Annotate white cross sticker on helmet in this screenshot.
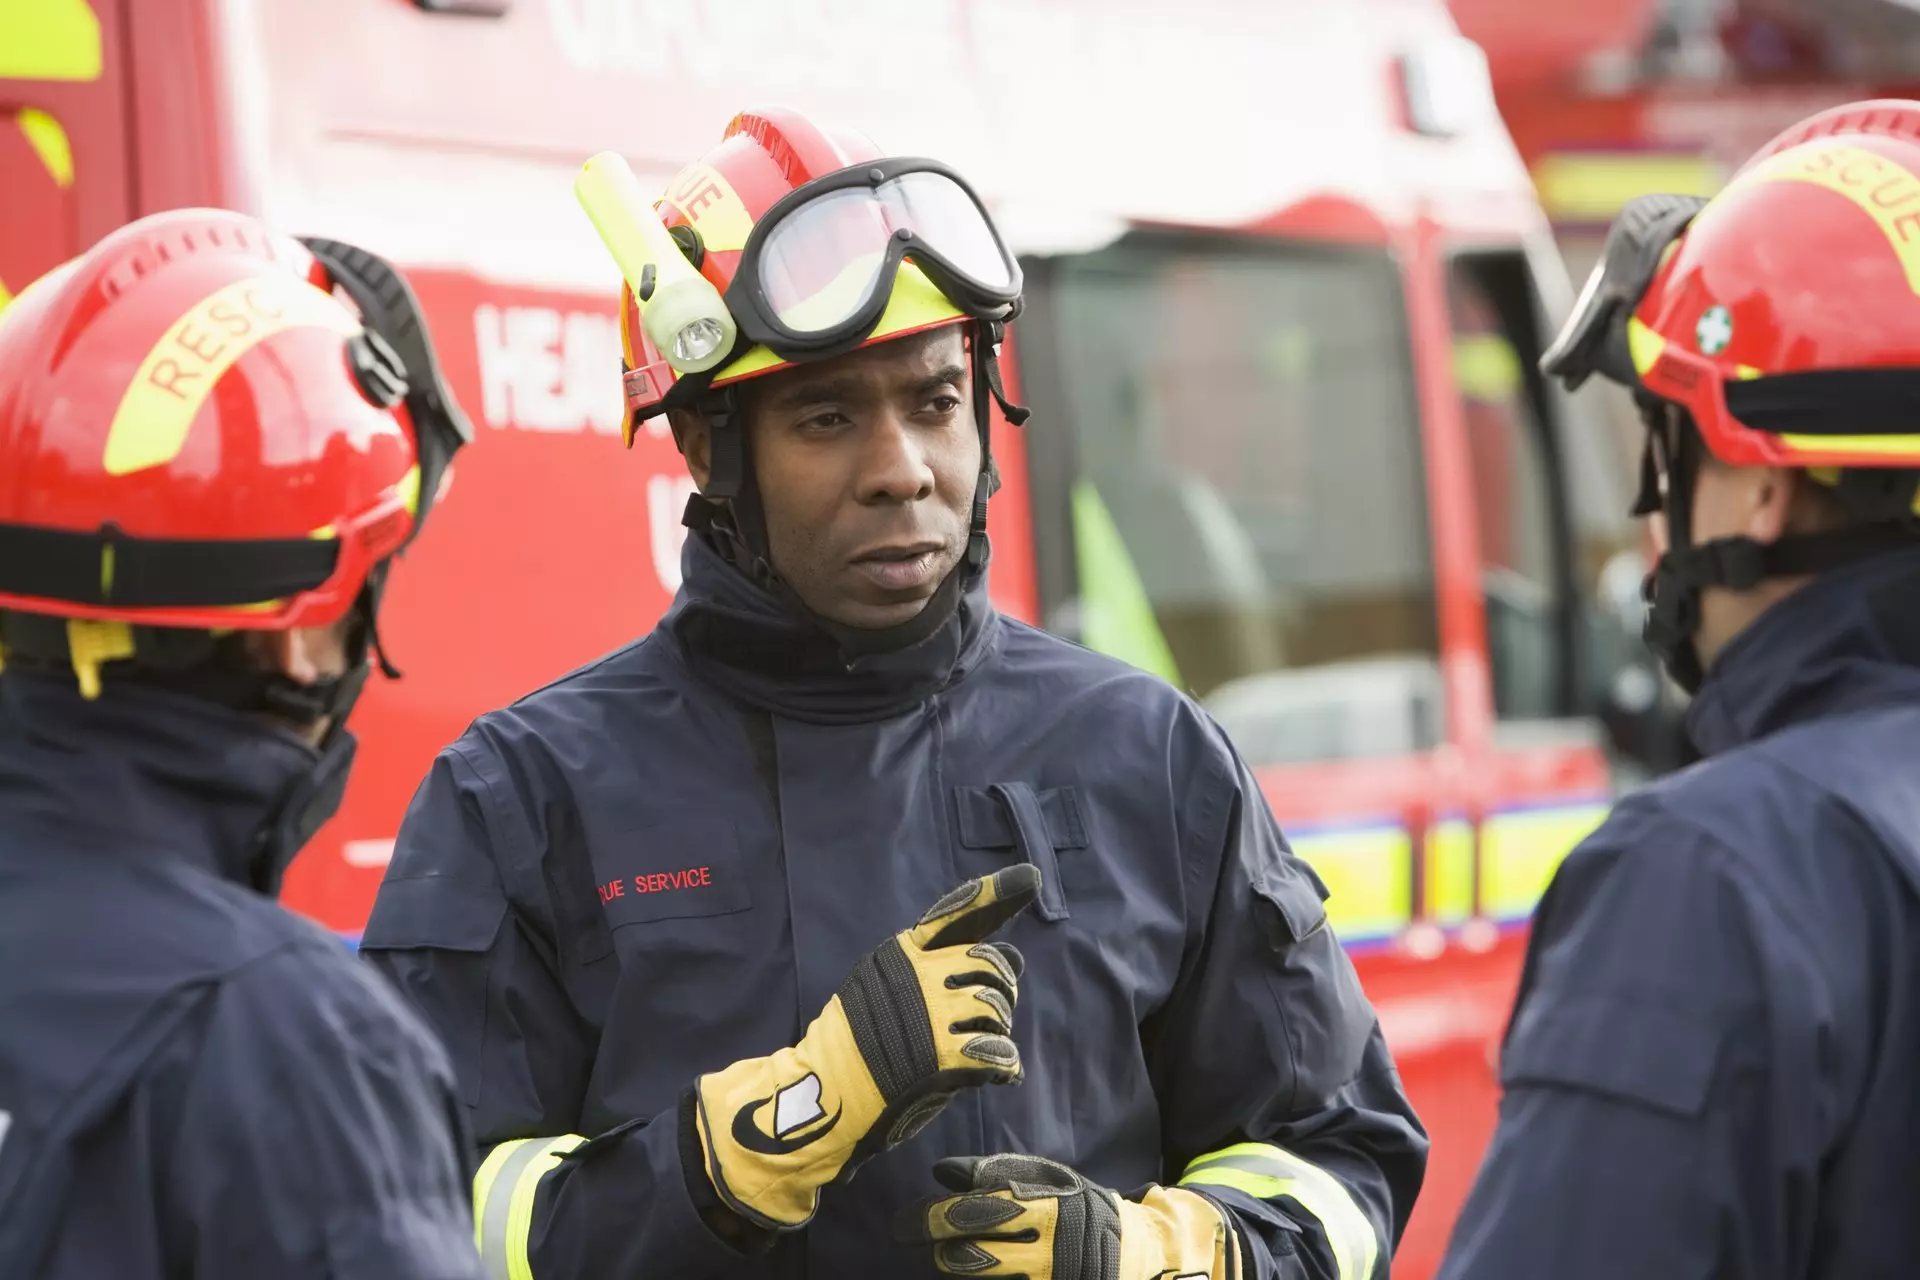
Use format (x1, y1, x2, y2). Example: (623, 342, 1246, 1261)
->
(1696, 304, 1734, 356)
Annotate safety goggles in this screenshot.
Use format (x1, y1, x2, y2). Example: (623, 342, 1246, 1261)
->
(724, 157, 1022, 362)
(1539, 193, 1707, 393)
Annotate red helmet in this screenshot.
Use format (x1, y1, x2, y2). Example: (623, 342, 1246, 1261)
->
(1631, 101, 1920, 480)
(616, 106, 1016, 444)
(0, 208, 469, 690)
(1542, 100, 1920, 688)
(1549, 101, 1920, 495)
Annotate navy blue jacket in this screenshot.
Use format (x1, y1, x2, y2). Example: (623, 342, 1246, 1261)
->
(0, 675, 482, 1279)
(1441, 548, 1920, 1279)
(361, 534, 1428, 1280)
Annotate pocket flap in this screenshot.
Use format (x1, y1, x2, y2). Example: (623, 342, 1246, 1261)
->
(361, 875, 508, 953)
(1501, 994, 1724, 1119)
(953, 786, 1088, 850)
(1250, 856, 1330, 946)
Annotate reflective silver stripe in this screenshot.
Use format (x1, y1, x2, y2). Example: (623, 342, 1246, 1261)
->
(478, 1139, 556, 1280)
(1181, 1142, 1379, 1280)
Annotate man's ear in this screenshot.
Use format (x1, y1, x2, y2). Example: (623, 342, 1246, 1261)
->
(669, 408, 712, 491)
(1745, 464, 1797, 545)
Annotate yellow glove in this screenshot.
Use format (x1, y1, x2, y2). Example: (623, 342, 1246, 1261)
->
(694, 864, 1040, 1231)
(896, 1153, 1243, 1280)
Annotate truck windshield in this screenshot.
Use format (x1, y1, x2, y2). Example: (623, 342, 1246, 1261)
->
(1023, 234, 1440, 765)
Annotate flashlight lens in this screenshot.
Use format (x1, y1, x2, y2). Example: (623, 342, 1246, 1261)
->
(673, 318, 729, 364)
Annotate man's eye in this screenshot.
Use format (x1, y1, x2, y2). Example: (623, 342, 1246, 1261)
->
(799, 412, 849, 433)
(925, 395, 962, 415)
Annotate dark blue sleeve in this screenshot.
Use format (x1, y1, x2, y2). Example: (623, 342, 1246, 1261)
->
(1153, 715, 1429, 1280)
(362, 739, 753, 1279)
(361, 745, 592, 1145)
(1437, 801, 1824, 1280)
(165, 941, 483, 1279)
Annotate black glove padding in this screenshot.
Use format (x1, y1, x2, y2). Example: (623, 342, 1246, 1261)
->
(896, 1152, 1242, 1280)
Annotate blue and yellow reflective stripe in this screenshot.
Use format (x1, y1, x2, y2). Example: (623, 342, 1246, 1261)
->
(1423, 817, 1475, 927)
(1286, 824, 1411, 942)
(1180, 1141, 1378, 1280)
(474, 1134, 585, 1280)
(1479, 801, 1608, 921)
(1287, 800, 1609, 945)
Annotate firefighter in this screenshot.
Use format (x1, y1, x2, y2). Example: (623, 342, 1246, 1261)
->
(0, 209, 483, 1276)
(1440, 100, 1920, 1278)
(359, 107, 1427, 1279)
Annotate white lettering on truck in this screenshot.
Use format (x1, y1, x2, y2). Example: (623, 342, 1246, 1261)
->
(473, 303, 626, 435)
(546, 0, 962, 87)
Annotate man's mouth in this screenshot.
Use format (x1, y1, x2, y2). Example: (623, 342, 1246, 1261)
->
(849, 542, 945, 594)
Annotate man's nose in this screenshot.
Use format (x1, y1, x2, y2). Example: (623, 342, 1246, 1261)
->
(857, 410, 936, 504)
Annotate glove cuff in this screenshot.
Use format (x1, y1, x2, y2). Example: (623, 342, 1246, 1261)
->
(1118, 1185, 1243, 1280)
(676, 1090, 776, 1254)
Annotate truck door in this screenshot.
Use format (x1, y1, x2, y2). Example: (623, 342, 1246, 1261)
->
(1446, 248, 1638, 930)
(0, 0, 133, 310)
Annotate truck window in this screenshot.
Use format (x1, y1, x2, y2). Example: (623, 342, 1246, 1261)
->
(1022, 234, 1441, 767)
(1449, 250, 1640, 733)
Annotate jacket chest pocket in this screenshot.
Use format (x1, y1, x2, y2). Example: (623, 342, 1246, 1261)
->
(951, 784, 1086, 922)
(590, 820, 755, 931)
(562, 818, 759, 969)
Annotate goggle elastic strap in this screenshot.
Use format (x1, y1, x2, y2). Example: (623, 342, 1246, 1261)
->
(1540, 193, 1708, 393)
(966, 321, 1028, 570)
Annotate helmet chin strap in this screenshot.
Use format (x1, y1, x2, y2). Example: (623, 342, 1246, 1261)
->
(248, 666, 366, 897)
(247, 582, 391, 897)
(1638, 403, 1918, 693)
(681, 320, 1027, 664)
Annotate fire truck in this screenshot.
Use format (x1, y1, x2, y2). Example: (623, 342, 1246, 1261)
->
(0, 1, 1669, 1271)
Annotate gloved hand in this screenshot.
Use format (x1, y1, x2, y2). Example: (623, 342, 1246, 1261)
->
(896, 1153, 1243, 1280)
(693, 864, 1040, 1231)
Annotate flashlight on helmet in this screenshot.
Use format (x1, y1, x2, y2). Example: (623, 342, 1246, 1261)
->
(575, 151, 737, 374)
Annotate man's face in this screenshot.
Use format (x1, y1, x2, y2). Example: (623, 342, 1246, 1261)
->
(1646, 448, 1802, 671)
(688, 326, 981, 629)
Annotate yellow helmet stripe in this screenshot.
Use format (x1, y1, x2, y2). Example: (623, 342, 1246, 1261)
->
(104, 274, 361, 476)
(1719, 142, 1920, 296)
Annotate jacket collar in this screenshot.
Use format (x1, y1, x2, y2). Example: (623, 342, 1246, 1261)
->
(662, 533, 999, 724)
(0, 672, 318, 888)
(1688, 546, 1920, 757)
